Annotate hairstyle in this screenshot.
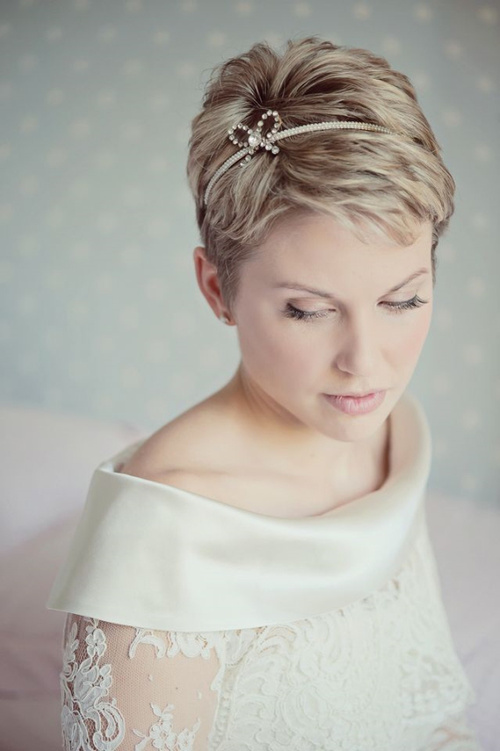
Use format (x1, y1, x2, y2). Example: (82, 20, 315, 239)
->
(186, 35, 455, 317)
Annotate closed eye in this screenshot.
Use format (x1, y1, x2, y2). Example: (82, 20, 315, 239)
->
(283, 295, 429, 322)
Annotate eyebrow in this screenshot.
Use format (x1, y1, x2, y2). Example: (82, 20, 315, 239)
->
(273, 268, 430, 299)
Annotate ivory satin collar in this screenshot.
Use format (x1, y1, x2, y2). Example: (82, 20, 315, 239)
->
(46, 390, 432, 632)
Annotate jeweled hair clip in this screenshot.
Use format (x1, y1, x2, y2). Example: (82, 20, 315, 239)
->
(203, 108, 405, 206)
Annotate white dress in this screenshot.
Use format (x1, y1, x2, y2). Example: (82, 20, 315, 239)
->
(46, 390, 481, 750)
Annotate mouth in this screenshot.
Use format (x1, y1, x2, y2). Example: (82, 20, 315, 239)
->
(327, 389, 384, 398)
(323, 390, 387, 415)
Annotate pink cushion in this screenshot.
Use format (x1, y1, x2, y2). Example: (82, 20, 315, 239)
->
(0, 513, 81, 697)
(425, 490, 500, 749)
(0, 402, 147, 697)
(0, 402, 147, 554)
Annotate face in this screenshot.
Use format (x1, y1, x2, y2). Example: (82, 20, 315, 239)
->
(222, 212, 434, 446)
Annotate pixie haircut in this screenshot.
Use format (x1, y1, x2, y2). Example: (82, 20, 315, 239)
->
(186, 36, 455, 317)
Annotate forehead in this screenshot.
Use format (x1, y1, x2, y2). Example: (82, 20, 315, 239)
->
(251, 212, 433, 271)
(267, 211, 430, 246)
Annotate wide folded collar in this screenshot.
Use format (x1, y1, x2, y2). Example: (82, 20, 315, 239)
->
(46, 390, 431, 632)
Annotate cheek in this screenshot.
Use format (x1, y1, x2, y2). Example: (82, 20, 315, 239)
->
(238, 318, 318, 381)
(395, 306, 433, 363)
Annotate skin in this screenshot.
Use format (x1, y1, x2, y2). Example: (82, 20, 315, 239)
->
(192, 212, 434, 491)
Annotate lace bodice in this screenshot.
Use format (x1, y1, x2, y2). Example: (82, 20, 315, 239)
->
(58, 510, 479, 751)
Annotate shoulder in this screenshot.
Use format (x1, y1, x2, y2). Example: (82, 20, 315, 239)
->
(119, 398, 241, 484)
(116, 401, 297, 513)
(118, 420, 252, 510)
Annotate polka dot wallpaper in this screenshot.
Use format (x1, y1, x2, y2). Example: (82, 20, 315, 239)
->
(0, 0, 498, 505)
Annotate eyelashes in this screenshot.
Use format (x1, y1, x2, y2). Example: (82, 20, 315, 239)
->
(283, 295, 429, 323)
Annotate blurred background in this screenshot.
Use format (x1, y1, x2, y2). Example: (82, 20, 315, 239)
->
(1, 0, 499, 504)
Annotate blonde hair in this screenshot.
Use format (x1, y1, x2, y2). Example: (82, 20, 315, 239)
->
(186, 35, 455, 317)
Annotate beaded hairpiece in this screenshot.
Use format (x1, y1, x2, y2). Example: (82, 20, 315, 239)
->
(203, 108, 407, 206)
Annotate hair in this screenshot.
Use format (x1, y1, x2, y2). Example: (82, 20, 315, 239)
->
(186, 35, 455, 318)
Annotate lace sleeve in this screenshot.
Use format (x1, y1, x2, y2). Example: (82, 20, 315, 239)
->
(59, 612, 223, 751)
(422, 711, 482, 750)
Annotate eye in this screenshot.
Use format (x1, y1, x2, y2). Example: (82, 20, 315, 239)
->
(384, 295, 429, 314)
(283, 304, 331, 322)
(283, 295, 429, 323)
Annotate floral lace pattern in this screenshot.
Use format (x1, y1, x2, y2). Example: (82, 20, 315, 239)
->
(59, 515, 480, 751)
(60, 617, 230, 750)
(61, 619, 126, 750)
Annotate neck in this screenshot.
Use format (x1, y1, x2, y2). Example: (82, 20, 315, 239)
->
(211, 365, 391, 488)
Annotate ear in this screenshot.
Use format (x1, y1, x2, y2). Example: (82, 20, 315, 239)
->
(192, 246, 226, 319)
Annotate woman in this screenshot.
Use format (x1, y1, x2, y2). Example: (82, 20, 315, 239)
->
(46, 36, 481, 750)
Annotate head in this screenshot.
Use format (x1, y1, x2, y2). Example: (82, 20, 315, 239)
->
(186, 36, 454, 442)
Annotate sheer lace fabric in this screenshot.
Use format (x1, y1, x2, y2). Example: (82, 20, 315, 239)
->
(59, 514, 480, 751)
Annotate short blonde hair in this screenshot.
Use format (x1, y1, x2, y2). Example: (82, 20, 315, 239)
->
(186, 35, 455, 316)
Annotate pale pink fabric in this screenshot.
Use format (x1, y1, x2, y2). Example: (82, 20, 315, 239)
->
(0, 402, 147, 553)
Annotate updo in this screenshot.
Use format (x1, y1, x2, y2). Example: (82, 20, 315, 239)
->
(186, 35, 455, 317)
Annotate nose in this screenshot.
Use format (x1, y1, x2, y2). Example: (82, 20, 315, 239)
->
(333, 310, 379, 377)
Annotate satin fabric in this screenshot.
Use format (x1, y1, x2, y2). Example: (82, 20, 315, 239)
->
(46, 390, 431, 632)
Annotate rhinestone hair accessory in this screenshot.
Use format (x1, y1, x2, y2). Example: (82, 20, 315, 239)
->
(203, 109, 406, 206)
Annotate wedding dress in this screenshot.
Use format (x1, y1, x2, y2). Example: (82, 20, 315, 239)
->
(46, 390, 480, 750)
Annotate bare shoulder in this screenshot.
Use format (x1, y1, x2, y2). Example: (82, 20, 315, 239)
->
(119, 401, 231, 481)
(116, 398, 302, 515)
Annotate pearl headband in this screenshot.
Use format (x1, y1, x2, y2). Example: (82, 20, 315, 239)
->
(203, 108, 408, 207)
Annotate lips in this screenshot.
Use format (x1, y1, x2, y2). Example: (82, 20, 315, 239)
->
(329, 390, 383, 398)
(323, 390, 386, 415)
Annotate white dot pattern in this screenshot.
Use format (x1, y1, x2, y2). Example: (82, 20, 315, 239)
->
(0, 0, 497, 506)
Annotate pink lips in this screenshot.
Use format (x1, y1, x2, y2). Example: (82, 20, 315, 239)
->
(323, 390, 386, 415)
